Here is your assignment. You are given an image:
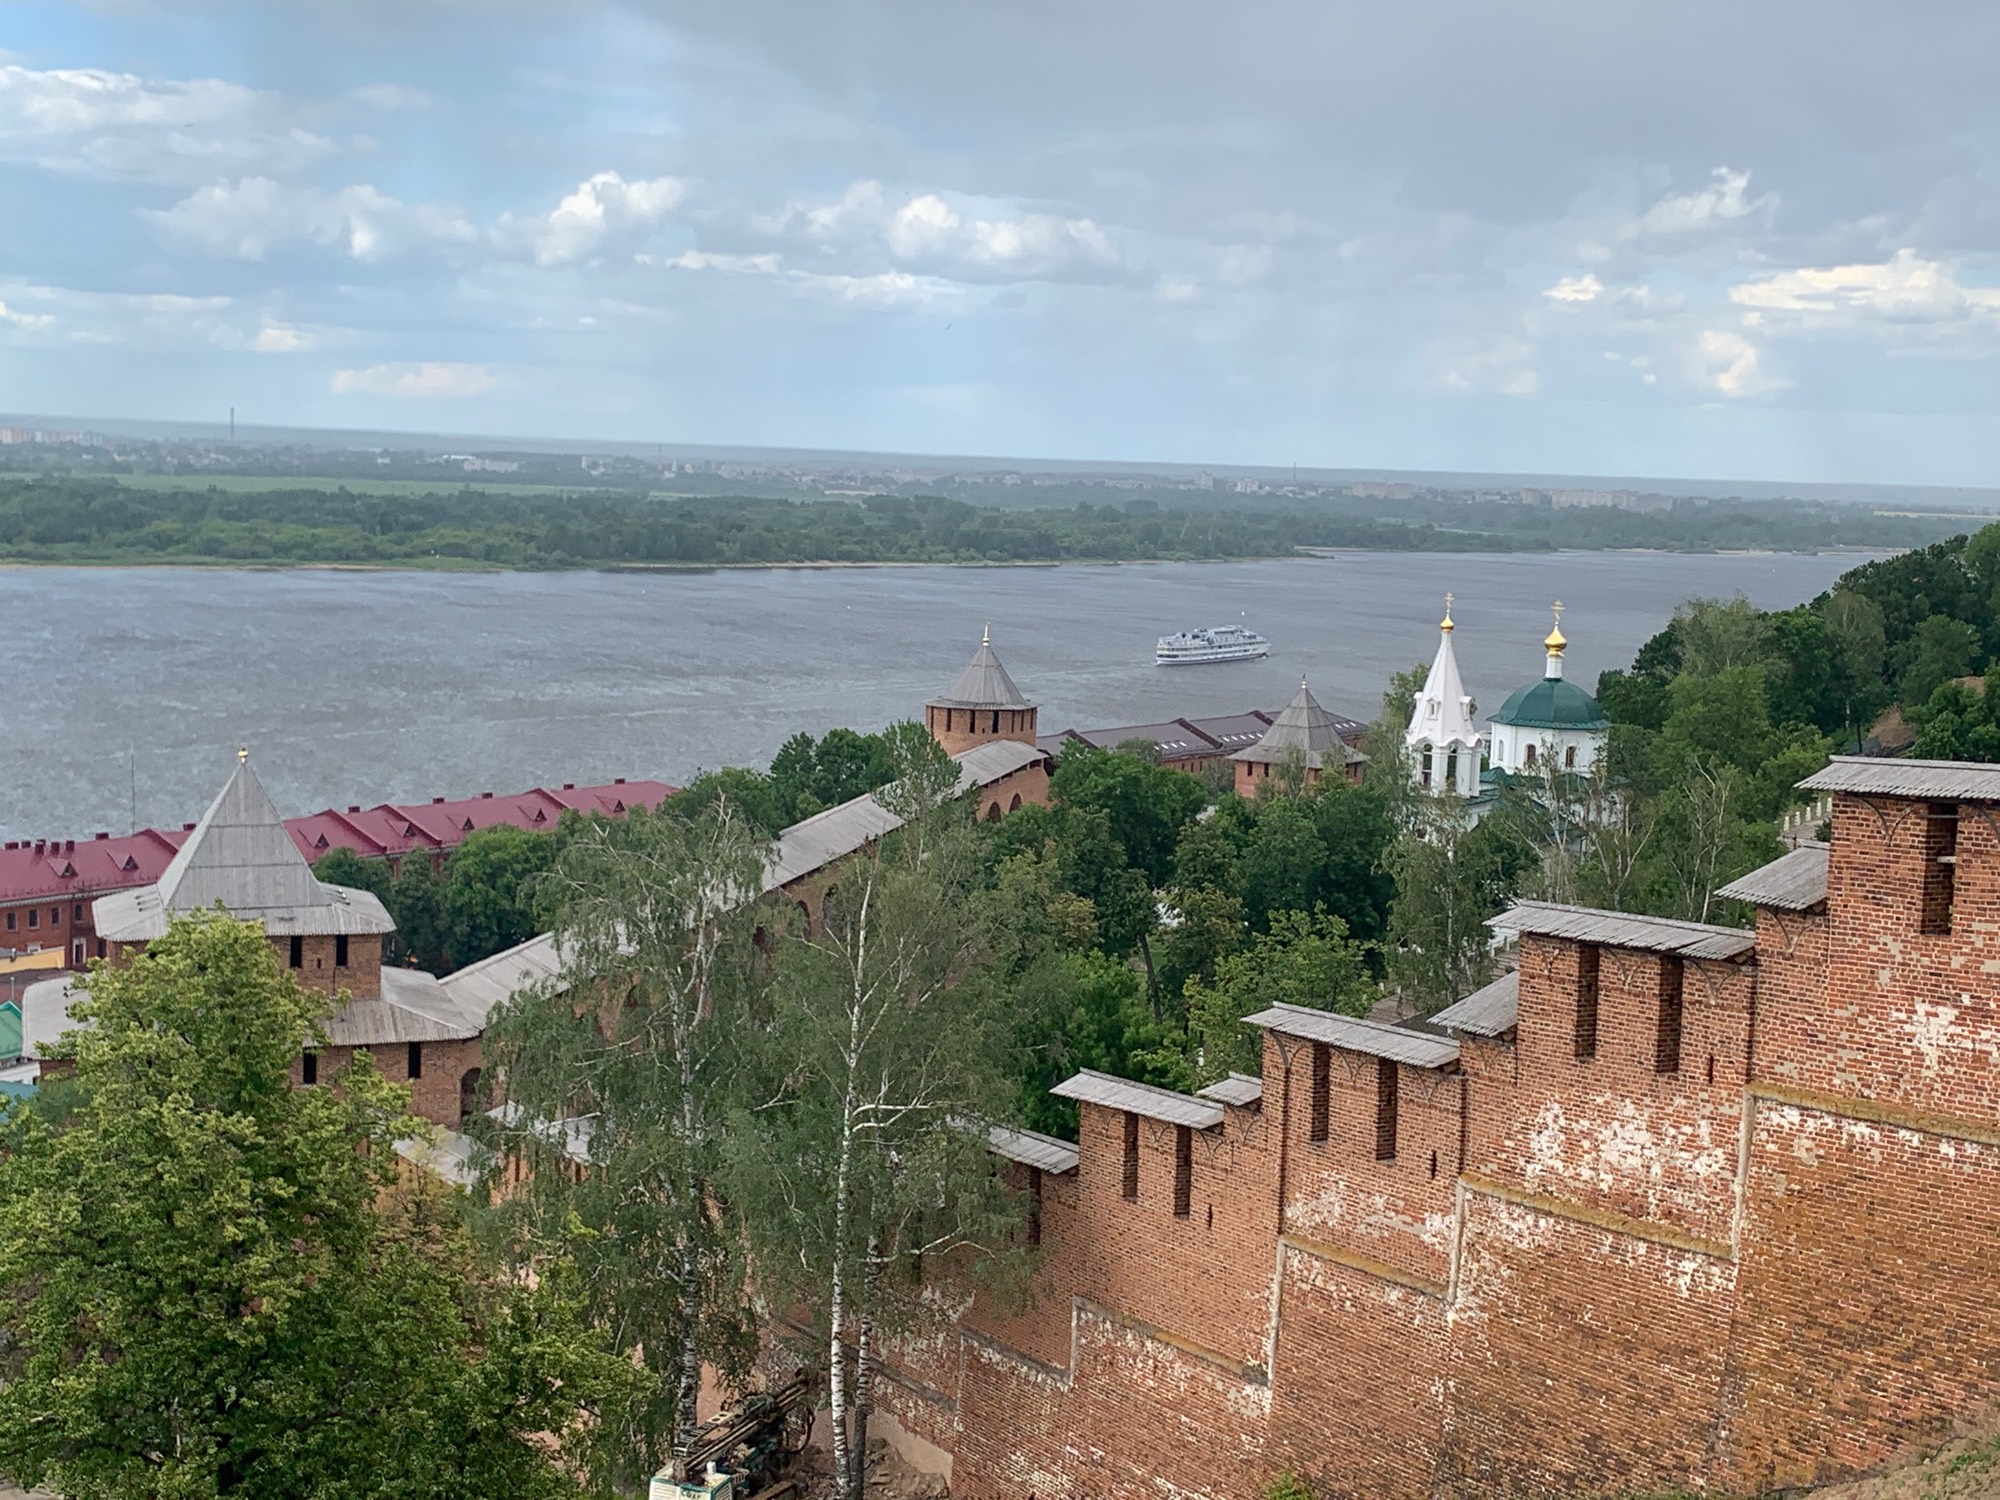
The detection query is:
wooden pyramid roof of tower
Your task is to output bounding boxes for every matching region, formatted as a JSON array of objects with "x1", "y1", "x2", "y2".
[
  {"x1": 1231, "y1": 681, "x2": 1369, "y2": 771},
  {"x1": 94, "y1": 756, "x2": 395, "y2": 943},
  {"x1": 929, "y1": 631, "x2": 1034, "y2": 710}
]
